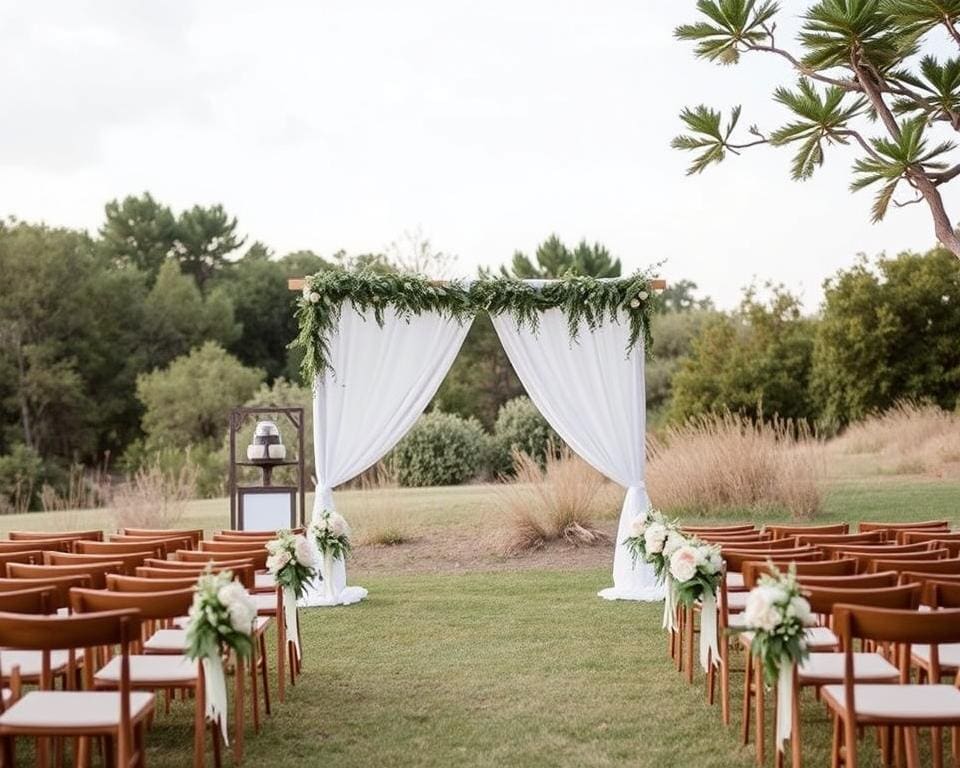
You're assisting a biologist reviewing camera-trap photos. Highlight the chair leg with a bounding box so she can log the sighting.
[755,662,765,767]
[831,715,841,768]
[0,736,14,768]
[194,678,206,768]
[932,726,943,768]
[684,607,695,685]
[277,615,286,704]
[288,642,297,687]
[707,647,716,706]
[843,713,858,768]
[904,727,920,768]
[742,651,753,746]
[233,656,245,766]
[720,635,731,726]
[951,726,959,766]
[259,633,271,717]
[250,637,261,734]
[210,722,222,768]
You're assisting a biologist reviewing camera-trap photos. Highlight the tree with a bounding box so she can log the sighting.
[143,261,241,369]
[812,246,960,428]
[652,278,714,314]
[137,342,264,447]
[98,193,177,283]
[278,250,334,278]
[646,309,718,420]
[502,234,622,278]
[673,0,960,259]
[669,286,817,422]
[172,204,245,290]
[387,227,458,278]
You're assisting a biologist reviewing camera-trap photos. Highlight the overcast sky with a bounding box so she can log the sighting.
[1,1,954,309]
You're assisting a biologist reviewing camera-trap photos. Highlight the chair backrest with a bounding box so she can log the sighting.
[108,533,195,553]
[199,540,272,553]
[819,542,933,560]
[0,574,92,609]
[794,531,885,546]
[120,528,204,548]
[743,557,857,588]
[859,519,949,535]
[867,554,960,575]
[7,529,103,543]
[0,539,79,554]
[720,540,818,553]
[925,580,960,609]
[8,561,123,590]
[834,604,960,654]
[0,607,141,651]
[71,586,193,622]
[899,529,960,545]
[850,548,948,573]
[0,550,44,569]
[0,586,54,614]
[804,583,921,616]
[44,550,153,576]
[680,524,756,534]
[75,540,167,558]
[176,548,268,570]
[798,571,899,589]
[899,571,960,588]
[216,528,305,538]
[694,532,769,545]
[765,522,849,540]
[723,549,822,575]
[106,574,200,592]
[136,563,255,590]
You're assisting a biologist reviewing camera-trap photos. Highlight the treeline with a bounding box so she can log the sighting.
[0,193,958,509]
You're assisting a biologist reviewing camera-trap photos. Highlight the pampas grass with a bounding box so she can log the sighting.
[346,463,414,546]
[499,445,614,554]
[832,402,960,478]
[110,458,197,529]
[646,413,825,518]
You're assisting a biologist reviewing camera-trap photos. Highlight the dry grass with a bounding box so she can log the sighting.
[40,464,111,512]
[831,402,960,479]
[347,465,414,546]
[646,413,825,519]
[499,446,613,554]
[110,459,197,529]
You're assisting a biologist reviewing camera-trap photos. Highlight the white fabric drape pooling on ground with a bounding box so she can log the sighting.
[491,306,663,602]
[301,304,472,607]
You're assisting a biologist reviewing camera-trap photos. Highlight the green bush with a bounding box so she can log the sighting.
[120,440,225,499]
[0,445,52,513]
[490,397,559,475]
[390,412,490,487]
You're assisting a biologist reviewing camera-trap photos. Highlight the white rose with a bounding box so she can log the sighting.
[644,523,668,554]
[294,535,320,567]
[309,292,321,304]
[638,290,649,301]
[669,546,699,583]
[790,595,813,626]
[629,298,641,309]
[663,532,686,558]
[228,600,255,635]
[628,516,647,538]
[265,539,283,555]
[328,513,350,538]
[217,581,246,608]
[743,588,782,632]
[266,550,291,573]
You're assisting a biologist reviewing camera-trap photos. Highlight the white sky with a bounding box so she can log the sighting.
[1,1,955,309]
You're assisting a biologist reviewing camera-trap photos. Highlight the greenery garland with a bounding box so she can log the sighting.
[291,268,656,380]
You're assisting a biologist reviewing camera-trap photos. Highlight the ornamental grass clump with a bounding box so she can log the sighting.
[499,446,612,554]
[646,413,824,518]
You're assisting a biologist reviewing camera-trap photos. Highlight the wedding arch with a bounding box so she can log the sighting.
[288,270,666,603]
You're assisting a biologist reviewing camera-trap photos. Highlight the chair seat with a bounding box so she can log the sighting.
[143,629,187,654]
[0,650,71,679]
[739,626,838,650]
[912,643,960,671]
[822,684,960,725]
[799,653,899,684]
[255,573,275,590]
[727,592,749,611]
[0,691,154,732]
[95,655,197,686]
[252,593,278,615]
[726,572,744,590]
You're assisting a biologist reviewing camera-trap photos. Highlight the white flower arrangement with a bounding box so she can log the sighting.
[185,568,256,661]
[265,529,320,600]
[623,509,678,583]
[309,509,352,560]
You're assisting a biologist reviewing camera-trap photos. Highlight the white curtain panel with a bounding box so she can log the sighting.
[491,307,663,602]
[303,303,472,606]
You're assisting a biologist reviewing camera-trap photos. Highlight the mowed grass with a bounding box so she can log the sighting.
[140,569,902,768]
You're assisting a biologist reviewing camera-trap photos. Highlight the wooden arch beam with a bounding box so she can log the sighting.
[287,277,667,291]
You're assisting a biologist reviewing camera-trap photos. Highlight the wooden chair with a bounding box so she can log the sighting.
[108,533,195,553]
[741,558,857,587]
[0,552,43,571]
[823,605,960,768]
[912,581,960,686]
[900,530,960,545]
[819,542,934,560]
[71,587,240,767]
[7,530,103,545]
[860,520,950,537]
[43,551,153,577]
[722,545,822,591]
[0,540,80,555]
[798,571,899,590]
[755,584,921,768]
[120,528,204,549]
[851,549,949,574]
[794,531,886,547]
[0,575,91,612]
[8,562,123,590]
[141,558,255,574]
[0,609,153,768]
[681,523,756,534]
[214,528,304,540]
[868,556,960,576]
[175,549,269,571]
[74,540,168,559]
[765,522,848,540]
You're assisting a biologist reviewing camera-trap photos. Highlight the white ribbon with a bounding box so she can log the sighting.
[776,660,795,754]
[202,655,229,745]
[662,581,677,633]
[322,550,337,603]
[699,591,720,672]
[283,585,301,661]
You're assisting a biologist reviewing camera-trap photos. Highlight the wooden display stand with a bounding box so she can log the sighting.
[227,406,307,530]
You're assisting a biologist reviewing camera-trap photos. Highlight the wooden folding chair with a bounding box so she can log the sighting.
[912,581,960,686]
[859,520,950,541]
[0,609,153,768]
[819,542,934,561]
[798,571,899,590]
[853,549,949,574]
[794,531,886,547]
[869,556,960,576]
[75,540,169,559]
[8,562,123,591]
[0,540,80,555]
[121,528,205,549]
[900,530,960,546]
[823,605,960,768]
[108,533,195,553]
[43,551,152,577]
[765,522,849,540]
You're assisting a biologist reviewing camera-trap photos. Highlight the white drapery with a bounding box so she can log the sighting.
[491,307,663,601]
[302,303,472,607]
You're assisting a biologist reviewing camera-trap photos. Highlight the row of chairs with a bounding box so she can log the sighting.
[672,518,960,768]
[0,525,307,768]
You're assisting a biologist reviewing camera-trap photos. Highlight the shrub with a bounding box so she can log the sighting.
[110,458,197,529]
[121,441,224,498]
[491,397,559,475]
[390,411,489,487]
[499,446,613,554]
[0,445,46,513]
[646,412,824,519]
